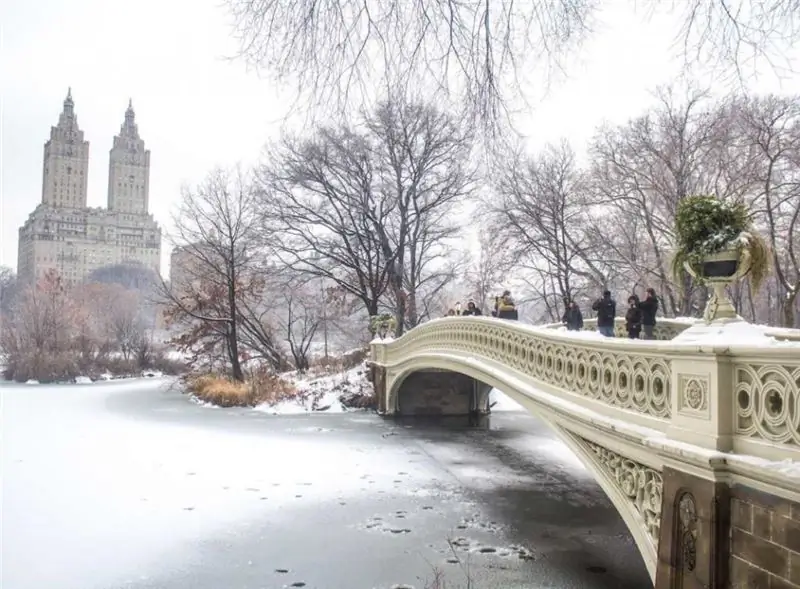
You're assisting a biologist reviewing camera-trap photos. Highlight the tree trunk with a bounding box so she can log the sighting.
[228,328,244,381]
[227,277,244,382]
[783,290,798,328]
[392,275,406,337]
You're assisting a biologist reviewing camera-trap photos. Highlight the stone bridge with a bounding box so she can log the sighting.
[369,316,800,589]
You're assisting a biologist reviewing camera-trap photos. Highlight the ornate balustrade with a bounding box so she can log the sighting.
[542,317,693,340]
[371,316,800,463]
[731,348,800,459]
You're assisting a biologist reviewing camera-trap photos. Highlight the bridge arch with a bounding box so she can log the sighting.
[387,352,662,581]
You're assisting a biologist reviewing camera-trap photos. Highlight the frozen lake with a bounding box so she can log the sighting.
[1,377,650,589]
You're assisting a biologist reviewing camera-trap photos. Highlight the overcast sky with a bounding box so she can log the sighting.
[2,0,799,274]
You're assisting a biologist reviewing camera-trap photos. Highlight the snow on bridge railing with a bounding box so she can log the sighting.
[370,316,800,463]
[541,317,694,340]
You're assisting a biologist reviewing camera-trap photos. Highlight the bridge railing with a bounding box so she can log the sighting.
[370,316,800,463]
[541,317,693,340]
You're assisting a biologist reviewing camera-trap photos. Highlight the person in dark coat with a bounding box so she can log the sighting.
[625,295,643,339]
[462,301,482,316]
[561,300,583,331]
[591,290,617,337]
[638,288,659,339]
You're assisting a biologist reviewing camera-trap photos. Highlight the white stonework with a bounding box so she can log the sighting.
[17,90,161,286]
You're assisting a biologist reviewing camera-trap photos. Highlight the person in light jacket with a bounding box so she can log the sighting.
[494,291,518,320]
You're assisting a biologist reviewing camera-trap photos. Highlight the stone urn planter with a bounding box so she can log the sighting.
[671,195,769,325]
[683,247,752,324]
[369,313,397,339]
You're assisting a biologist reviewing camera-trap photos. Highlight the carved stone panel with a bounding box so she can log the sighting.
[677,492,698,572]
[577,437,663,548]
[678,375,710,418]
[734,362,800,448]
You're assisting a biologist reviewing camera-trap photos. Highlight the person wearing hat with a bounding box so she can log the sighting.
[592,290,617,337]
[494,290,518,320]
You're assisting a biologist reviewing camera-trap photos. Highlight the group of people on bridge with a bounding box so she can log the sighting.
[446,290,519,320]
[563,288,660,339]
[444,288,659,340]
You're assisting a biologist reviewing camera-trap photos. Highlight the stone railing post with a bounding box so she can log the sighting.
[666,348,735,453]
[658,348,737,589]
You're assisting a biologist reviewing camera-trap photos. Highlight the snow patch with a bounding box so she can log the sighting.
[673,320,800,347]
[75,376,93,384]
[550,326,609,339]
[489,389,524,412]
[253,364,373,415]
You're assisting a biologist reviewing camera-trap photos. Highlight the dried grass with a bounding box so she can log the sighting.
[187,370,298,408]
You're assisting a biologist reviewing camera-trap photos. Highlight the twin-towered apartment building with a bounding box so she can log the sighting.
[17,89,162,286]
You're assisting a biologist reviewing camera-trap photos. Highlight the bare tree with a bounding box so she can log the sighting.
[226,0,594,136]
[465,226,514,313]
[225,1,800,134]
[0,266,18,315]
[493,141,603,320]
[587,88,733,316]
[284,290,321,372]
[259,99,475,335]
[163,167,279,381]
[258,126,391,318]
[0,270,77,381]
[365,100,475,333]
[671,0,800,81]
[731,94,800,326]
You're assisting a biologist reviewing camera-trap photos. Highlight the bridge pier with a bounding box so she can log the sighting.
[655,467,730,588]
[655,466,800,589]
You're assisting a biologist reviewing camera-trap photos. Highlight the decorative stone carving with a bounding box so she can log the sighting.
[580,438,663,547]
[677,492,698,572]
[734,362,800,447]
[678,375,709,414]
[377,319,673,419]
[544,317,691,341]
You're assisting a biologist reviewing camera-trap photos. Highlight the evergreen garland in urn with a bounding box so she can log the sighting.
[671,195,770,292]
[369,313,396,337]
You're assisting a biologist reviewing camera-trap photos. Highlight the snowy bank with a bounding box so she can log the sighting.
[255,365,374,415]
[188,362,376,415]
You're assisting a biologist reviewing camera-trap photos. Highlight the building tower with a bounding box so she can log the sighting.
[41,88,90,208]
[107,99,150,214]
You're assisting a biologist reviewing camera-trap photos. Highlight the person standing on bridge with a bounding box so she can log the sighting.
[592,290,617,337]
[625,295,643,339]
[562,299,583,331]
[638,288,659,339]
[462,301,483,316]
[494,291,518,320]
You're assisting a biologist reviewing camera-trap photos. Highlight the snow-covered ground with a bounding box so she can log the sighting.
[0,377,450,588]
[1,376,650,589]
